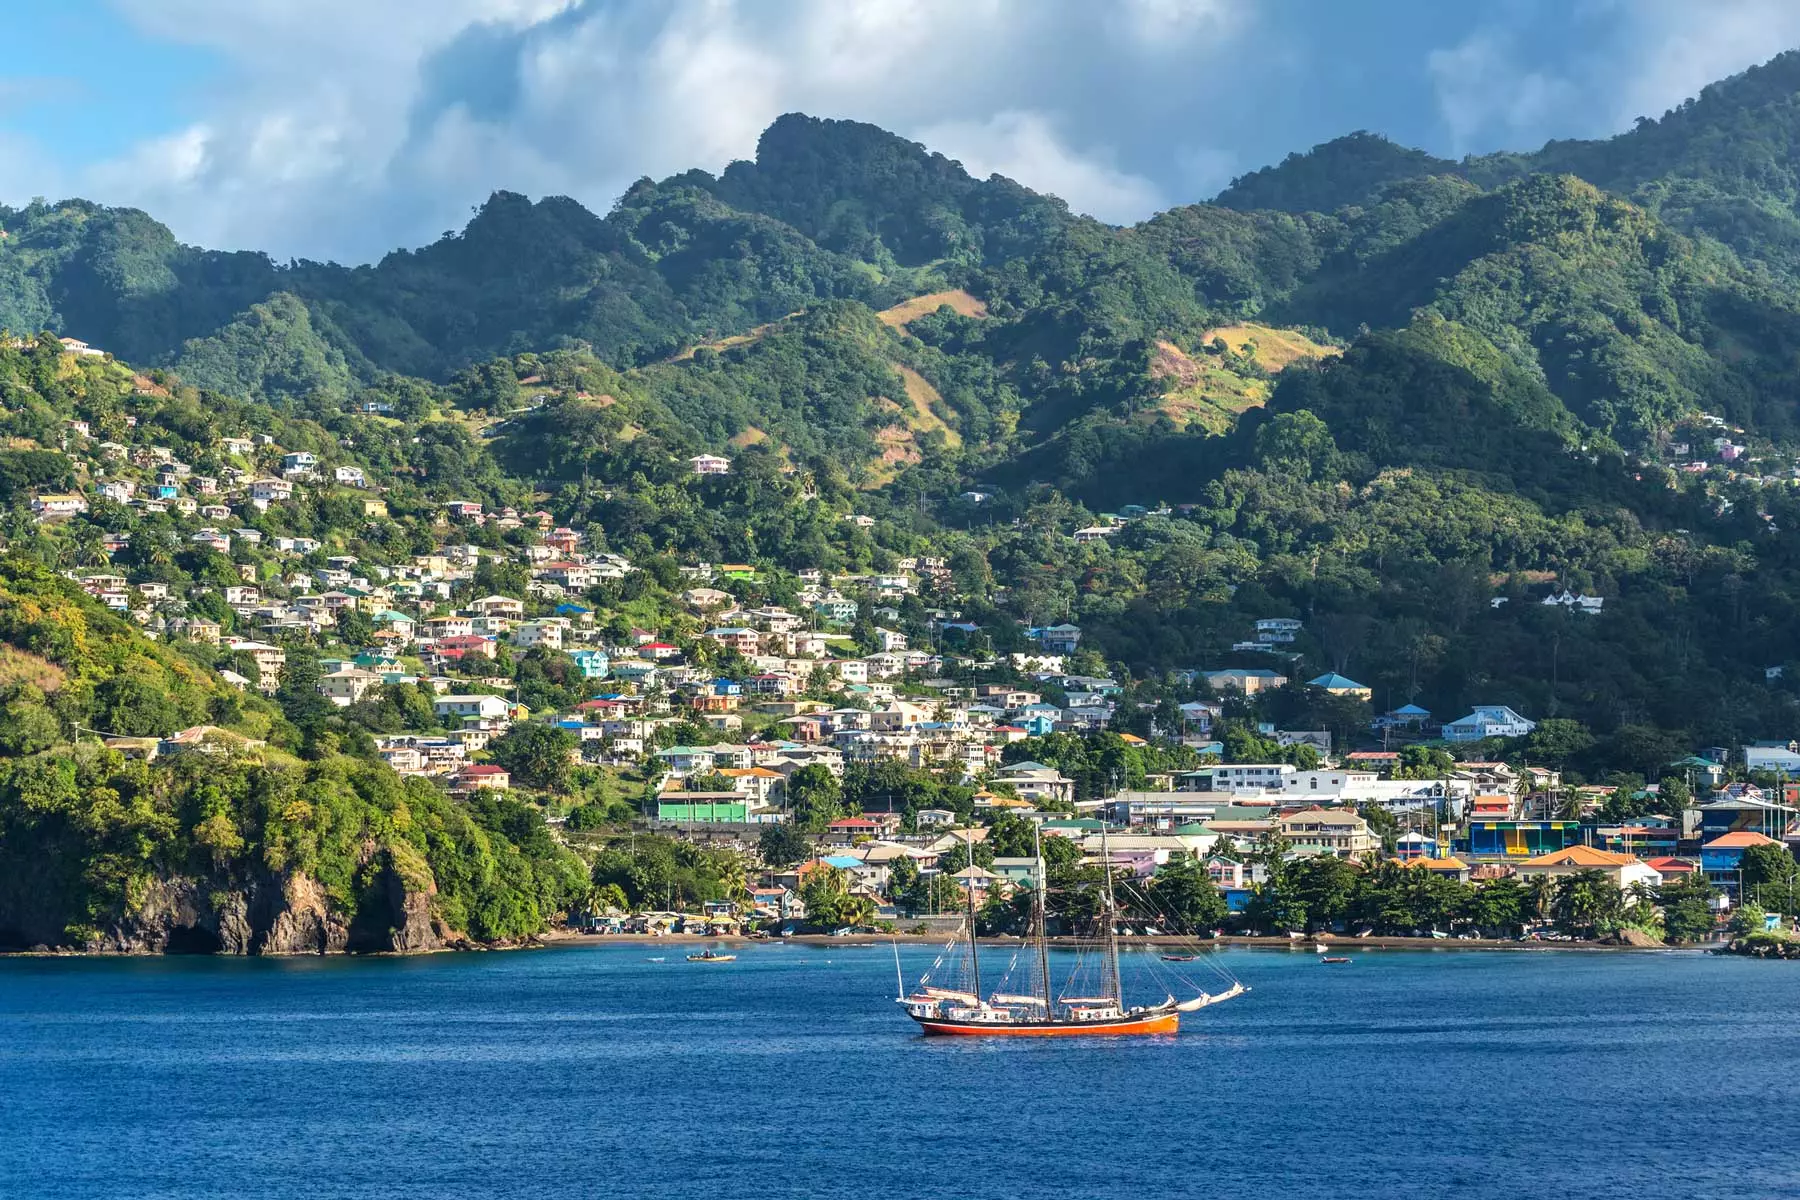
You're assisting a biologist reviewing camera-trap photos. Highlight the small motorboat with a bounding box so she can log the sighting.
[645,956,665,962]
[686,951,737,963]
[1320,956,1351,965]
[1160,954,1197,962]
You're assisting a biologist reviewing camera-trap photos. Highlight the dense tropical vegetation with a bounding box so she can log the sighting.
[12,52,1800,948]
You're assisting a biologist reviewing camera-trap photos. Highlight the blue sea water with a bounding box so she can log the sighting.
[1,944,1797,1200]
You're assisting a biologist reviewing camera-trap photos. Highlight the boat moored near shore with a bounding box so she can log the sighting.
[896,824,1248,1036]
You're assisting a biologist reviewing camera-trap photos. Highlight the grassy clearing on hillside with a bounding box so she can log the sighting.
[0,645,66,694]
[668,313,804,361]
[1207,323,1339,371]
[1148,325,1339,432]
[895,365,962,448]
[877,289,988,329]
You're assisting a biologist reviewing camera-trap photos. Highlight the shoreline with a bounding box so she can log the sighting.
[540,930,1697,953]
[1,931,1714,959]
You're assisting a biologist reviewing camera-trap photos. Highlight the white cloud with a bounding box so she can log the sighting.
[1111,0,1236,49]
[40,0,1245,259]
[917,111,1166,223]
[1604,0,1800,128]
[1429,0,1800,157]
[1427,30,1580,154]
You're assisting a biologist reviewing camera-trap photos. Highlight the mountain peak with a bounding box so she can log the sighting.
[1214,132,1457,214]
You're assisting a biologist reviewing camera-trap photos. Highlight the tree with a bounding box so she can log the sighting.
[0,685,61,754]
[1523,718,1594,767]
[1728,902,1769,938]
[1657,873,1718,944]
[1144,857,1227,932]
[786,764,845,831]
[487,723,577,791]
[92,669,188,737]
[1741,842,1800,914]
[1549,870,1623,938]
[1253,409,1336,479]
[1654,775,1692,811]
[799,865,851,928]
[335,607,375,647]
[757,823,812,869]
[274,649,333,744]
[1287,855,1360,931]
[1463,877,1529,936]
[1394,745,1454,780]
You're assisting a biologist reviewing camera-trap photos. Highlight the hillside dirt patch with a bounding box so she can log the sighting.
[1147,340,1271,432]
[877,289,988,330]
[668,312,804,362]
[1148,325,1340,433]
[0,646,67,695]
[893,366,961,448]
[1203,322,1339,372]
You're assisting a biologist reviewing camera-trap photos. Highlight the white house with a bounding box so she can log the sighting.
[434,694,512,722]
[689,454,732,476]
[1442,705,1536,742]
[30,494,88,519]
[1255,617,1303,644]
[1179,763,1296,794]
[1541,590,1604,616]
[1514,846,1662,895]
[991,761,1076,805]
[514,621,563,651]
[1745,742,1800,773]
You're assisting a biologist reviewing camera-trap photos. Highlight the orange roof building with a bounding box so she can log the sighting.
[1515,844,1663,891]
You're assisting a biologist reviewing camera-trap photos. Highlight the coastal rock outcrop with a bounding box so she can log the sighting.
[1717,934,1800,959]
[23,862,451,957]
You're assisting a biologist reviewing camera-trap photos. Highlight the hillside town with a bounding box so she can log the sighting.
[28,415,1800,945]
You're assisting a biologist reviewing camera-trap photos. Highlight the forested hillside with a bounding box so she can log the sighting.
[7,54,1800,952]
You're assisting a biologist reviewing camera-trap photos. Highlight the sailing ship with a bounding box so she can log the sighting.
[897,824,1246,1036]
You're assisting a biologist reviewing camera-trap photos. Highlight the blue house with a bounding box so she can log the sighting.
[1700,831,1784,901]
[1461,820,1583,858]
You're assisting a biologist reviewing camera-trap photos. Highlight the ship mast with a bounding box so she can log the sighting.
[963,830,983,1004]
[1032,819,1054,1021]
[1099,820,1123,1008]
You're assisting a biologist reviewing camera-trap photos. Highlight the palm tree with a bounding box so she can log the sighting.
[840,894,877,930]
[716,855,750,917]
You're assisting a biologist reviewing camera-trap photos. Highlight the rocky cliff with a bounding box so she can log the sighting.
[3,861,462,956]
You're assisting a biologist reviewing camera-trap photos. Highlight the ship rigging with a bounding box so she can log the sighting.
[897,823,1247,1036]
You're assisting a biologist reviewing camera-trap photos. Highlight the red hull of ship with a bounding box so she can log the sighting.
[913,1011,1180,1037]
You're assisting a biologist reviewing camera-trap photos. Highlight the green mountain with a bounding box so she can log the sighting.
[1213,50,1800,282]
[5,52,1800,828]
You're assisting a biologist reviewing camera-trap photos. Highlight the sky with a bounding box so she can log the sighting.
[3,0,1800,263]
